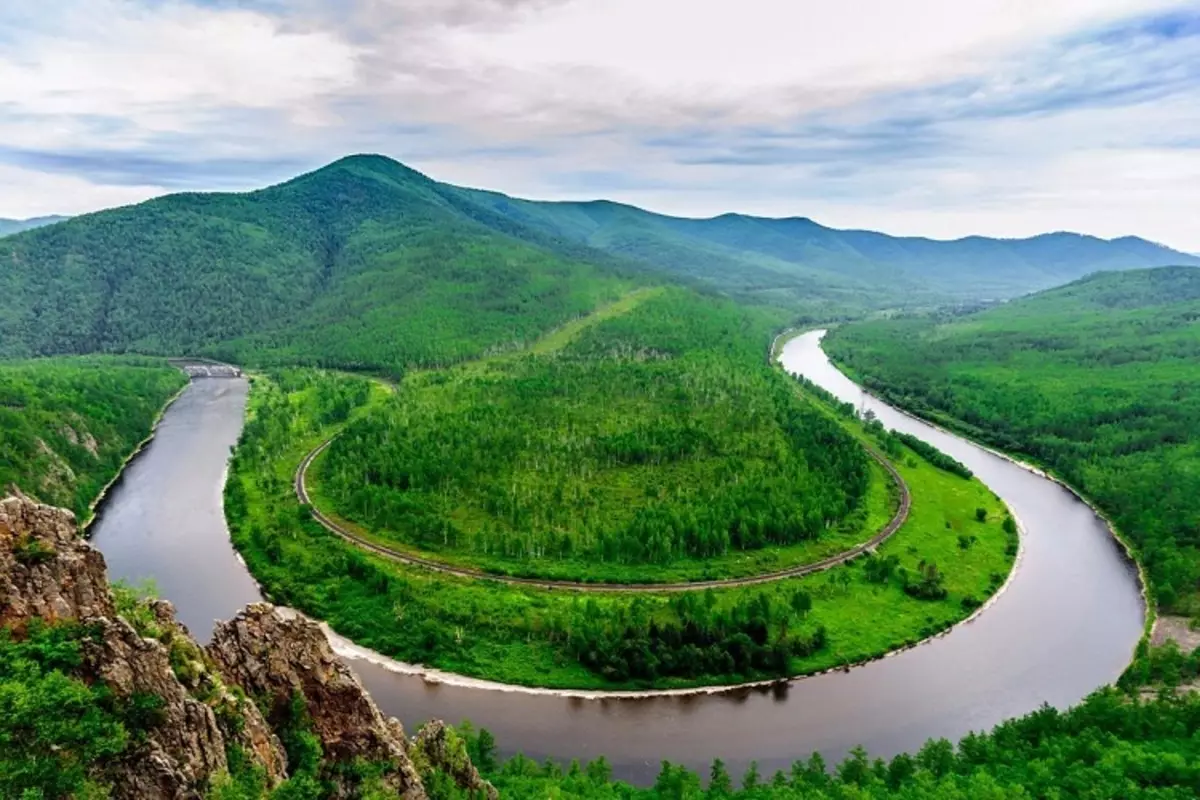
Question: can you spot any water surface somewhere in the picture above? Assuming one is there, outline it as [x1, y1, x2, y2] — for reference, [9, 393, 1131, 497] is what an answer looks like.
[90, 336, 1144, 782]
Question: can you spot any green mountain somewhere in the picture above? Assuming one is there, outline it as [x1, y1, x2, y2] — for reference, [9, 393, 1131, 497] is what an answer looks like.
[2, 155, 1194, 369]
[0, 156, 632, 373]
[0, 215, 68, 237]
[825, 265, 1200, 611]
[453, 190, 1198, 304]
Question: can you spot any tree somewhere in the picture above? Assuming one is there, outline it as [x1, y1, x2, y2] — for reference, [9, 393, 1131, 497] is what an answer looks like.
[707, 759, 733, 797]
[741, 761, 760, 790]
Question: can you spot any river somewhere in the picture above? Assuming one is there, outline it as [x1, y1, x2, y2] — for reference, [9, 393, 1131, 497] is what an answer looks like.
[88, 333, 1145, 783]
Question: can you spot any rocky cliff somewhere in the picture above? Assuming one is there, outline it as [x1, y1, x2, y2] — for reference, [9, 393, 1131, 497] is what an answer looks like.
[0, 493, 497, 799]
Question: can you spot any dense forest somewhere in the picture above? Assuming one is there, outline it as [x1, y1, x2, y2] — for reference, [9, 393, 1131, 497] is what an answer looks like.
[4, 155, 1194, 373]
[0, 358, 186, 519]
[459, 188, 1200, 307]
[0, 156, 632, 376]
[825, 266, 1200, 613]
[228, 355, 1013, 689]
[317, 291, 870, 580]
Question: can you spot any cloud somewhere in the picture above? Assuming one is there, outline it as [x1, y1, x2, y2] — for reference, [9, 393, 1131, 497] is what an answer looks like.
[1, 0, 1199, 250]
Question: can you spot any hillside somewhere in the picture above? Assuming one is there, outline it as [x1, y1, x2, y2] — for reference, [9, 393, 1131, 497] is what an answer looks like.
[0, 156, 631, 373]
[825, 266, 1200, 611]
[0, 357, 186, 519]
[0, 215, 67, 237]
[450, 187, 1199, 304]
[2, 156, 1194, 370]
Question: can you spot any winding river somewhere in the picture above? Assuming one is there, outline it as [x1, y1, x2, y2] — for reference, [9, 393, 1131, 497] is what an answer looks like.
[89, 332, 1145, 783]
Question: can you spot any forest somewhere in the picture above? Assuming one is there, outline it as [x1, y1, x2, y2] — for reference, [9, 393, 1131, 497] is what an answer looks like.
[0, 156, 632, 377]
[825, 266, 1200, 613]
[315, 292, 870, 582]
[226, 333, 1014, 689]
[0, 357, 186, 519]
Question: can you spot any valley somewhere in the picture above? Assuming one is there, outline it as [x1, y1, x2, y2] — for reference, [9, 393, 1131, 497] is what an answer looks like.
[0, 156, 1194, 798]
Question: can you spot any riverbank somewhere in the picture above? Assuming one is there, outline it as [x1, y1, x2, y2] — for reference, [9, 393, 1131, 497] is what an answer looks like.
[86, 330, 1145, 780]
[227, 361, 1016, 692]
[821, 341, 1154, 648]
[81, 380, 190, 532]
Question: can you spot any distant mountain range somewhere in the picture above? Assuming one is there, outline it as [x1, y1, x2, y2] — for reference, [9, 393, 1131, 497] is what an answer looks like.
[1, 155, 1195, 363]
[455, 191, 1199, 305]
[0, 215, 68, 237]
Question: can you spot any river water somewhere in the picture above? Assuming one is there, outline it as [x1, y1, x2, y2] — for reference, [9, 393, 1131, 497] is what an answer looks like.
[88, 334, 1145, 783]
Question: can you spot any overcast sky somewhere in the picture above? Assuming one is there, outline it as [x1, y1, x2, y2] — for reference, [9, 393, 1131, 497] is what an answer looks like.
[2, 1, 1198, 249]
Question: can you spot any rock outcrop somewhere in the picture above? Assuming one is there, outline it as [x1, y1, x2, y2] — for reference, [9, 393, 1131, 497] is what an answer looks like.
[414, 721, 500, 800]
[0, 493, 497, 799]
[208, 604, 429, 799]
[0, 492, 113, 625]
[81, 616, 233, 798]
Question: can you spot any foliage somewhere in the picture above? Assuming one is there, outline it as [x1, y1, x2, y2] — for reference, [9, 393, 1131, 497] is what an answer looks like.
[0, 622, 131, 799]
[227, 362, 1013, 689]
[825, 266, 1200, 611]
[0, 156, 632, 376]
[6, 157, 1189, 367]
[463, 688, 1200, 798]
[316, 293, 870, 581]
[458, 183, 1200, 310]
[0, 357, 186, 519]
[890, 432, 971, 479]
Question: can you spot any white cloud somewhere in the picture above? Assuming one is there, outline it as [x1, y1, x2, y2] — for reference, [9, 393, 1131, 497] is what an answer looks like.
[0, 1, 357, 129]
[1, 0, 1199, 251]
[0, 163, 164, 219]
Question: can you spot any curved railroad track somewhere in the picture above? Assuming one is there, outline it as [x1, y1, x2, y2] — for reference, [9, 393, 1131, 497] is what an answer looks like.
[294, 435, 911, 593]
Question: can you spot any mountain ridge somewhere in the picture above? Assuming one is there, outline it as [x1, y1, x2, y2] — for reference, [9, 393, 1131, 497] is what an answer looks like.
[2, 154, 1195, 366]
[0, 214, 69, 236]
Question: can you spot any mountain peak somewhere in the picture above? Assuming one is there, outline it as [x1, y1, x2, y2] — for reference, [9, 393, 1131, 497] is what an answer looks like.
[307, 154, 433, 187]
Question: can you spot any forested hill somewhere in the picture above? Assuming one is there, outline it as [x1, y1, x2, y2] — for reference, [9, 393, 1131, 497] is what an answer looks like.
[0, 215, 67, 236]
[454, 190, 1200, 305]
[3, 156, 1194, 366]
[0, 156, 632, 373]
[824, 266, 1200, 611]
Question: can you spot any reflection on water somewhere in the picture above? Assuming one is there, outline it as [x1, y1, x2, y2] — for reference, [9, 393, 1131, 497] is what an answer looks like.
[90, 336, 1144, 783]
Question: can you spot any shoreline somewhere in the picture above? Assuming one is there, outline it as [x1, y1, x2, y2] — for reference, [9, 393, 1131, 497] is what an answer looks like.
[283, 334, 1027, 699]
[818, 336, 1154, 649]
[81, 377, 191, 533]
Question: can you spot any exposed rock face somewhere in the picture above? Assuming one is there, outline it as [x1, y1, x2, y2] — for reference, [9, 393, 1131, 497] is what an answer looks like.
[208, 604, 429, 799]
[0, 493, 113, 625]
[1, 493, 496, 799]
[415, 721, 501, 800]
[82, 616, 230, 799]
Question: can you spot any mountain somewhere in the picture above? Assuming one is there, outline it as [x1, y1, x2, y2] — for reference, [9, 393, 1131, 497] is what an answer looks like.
[0, 156, 632, 372]
[1, 155, 1194, 367]
[0, 215, 68, 236]
[451, 183, 1198, 303]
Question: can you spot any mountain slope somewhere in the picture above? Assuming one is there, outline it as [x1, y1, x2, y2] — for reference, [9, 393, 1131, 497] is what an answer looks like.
[0, 156, 631, 372]
[450, 187, 1199, 303]
[0, 215, 67, 236]
[824, 266, 1200, 611]
[2, 154, 1194, 368]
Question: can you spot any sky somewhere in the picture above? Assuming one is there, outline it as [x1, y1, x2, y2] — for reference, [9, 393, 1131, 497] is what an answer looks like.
[2, 1, 1199, 250]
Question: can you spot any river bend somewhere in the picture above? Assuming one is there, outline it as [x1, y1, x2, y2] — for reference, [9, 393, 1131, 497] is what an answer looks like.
[89, 333, 1145, 783]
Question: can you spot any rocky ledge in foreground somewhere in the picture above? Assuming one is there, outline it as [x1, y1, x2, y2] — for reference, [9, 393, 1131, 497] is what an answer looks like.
[0, 492, 497, 799]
